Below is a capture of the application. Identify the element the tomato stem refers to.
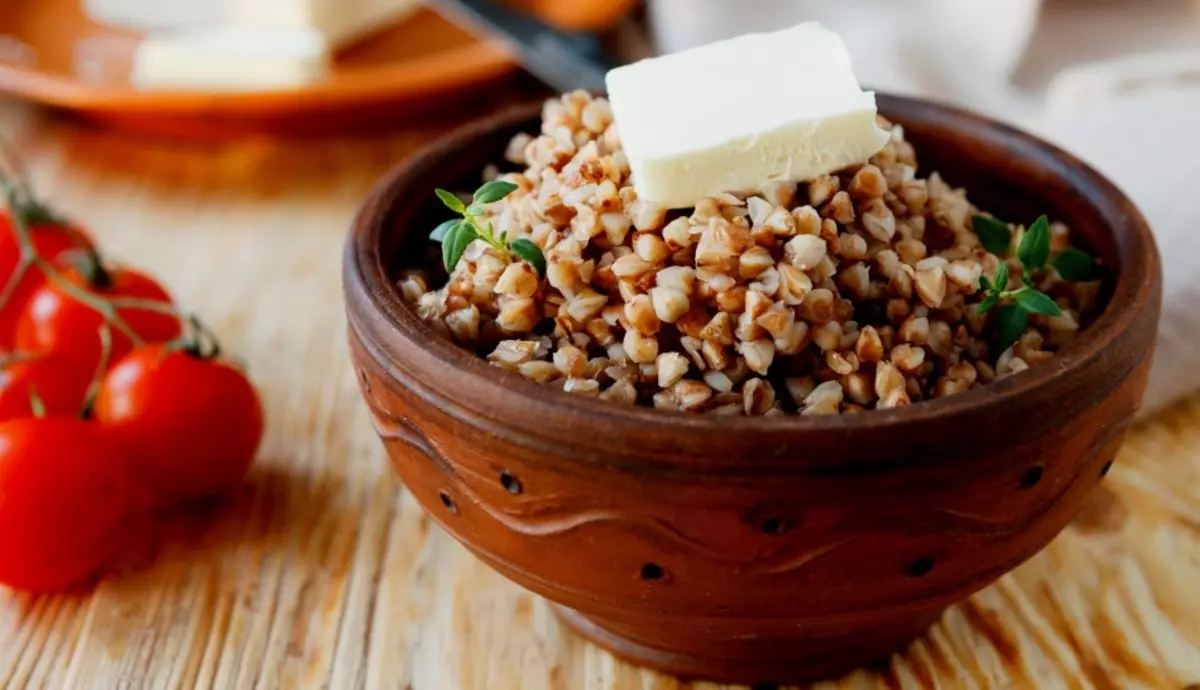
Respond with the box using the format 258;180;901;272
0;351;37;369
63;247;115;291
29;255;144;346
164;314;223;361
107;297;191;349
0;137;37;210
20;202;61;227
5;201;142;347
78;325;112;419
28;385;46;419
2;145;186;372
0;183;43;320
105;297;186;319
189;315;222;360
0;160;83;324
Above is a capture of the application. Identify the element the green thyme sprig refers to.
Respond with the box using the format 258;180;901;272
430;180;546;278
971;214;1096;280
971;214;1096;351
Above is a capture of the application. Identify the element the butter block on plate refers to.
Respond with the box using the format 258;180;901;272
132;28;332;91
229;0;424;51
83;0;229;32
606;22;890;209
129;0;422;92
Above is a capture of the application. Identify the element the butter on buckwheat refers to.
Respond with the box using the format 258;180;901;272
606;22;890;209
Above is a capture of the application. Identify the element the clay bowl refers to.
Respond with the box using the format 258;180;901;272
342;94;1162;684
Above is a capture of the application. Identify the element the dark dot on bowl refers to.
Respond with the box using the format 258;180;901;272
499;471;522;495
639;563;665;581
1100;460;1114;477
905;557;936;578
760;517;790;535
862;657;894;673
751;683;780;690
359;370;371;392
1019;465;1044;489
438;491;457;514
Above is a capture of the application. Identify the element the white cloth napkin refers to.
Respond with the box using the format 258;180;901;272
648;0;1200;417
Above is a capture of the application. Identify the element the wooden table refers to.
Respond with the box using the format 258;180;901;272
1;98;1199;690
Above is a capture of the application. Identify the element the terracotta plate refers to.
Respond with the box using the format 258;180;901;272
0;0;519;138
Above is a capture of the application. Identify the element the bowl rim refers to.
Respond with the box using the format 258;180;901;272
345;92;1160;440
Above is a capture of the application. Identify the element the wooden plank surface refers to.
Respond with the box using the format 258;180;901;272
1;99;1199;690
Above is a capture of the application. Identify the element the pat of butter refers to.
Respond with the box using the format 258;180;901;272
83;0;229;32
131;28;331;91
228;0;423;51
606;22;890;209
129;0;422;92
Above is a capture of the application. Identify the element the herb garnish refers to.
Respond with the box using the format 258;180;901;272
972;214;1096;352
430;181;546;278
1051;248;1095;281
971;215;1013;256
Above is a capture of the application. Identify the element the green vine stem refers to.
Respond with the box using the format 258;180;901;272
5;187;223;365
79;324;112;418
27;251;143;346
156;313;222;361
0;137;35;207
0;350;37;369
59;247;115;290
1;142;234;403
1;185;188;348
28;386;46;418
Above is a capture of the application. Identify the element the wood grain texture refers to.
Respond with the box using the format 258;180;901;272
0;98;1198;690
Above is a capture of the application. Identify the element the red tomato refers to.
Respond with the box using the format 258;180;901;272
0;210;92;349
0;353;93;420
0;417;139;592
94;344;264;506
14;263;181;371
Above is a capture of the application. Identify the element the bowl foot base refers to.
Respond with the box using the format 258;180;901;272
551;603;942;684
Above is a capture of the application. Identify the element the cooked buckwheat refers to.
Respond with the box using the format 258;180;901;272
404;91;1103;415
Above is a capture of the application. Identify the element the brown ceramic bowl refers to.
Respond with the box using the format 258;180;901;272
342;94;1162;684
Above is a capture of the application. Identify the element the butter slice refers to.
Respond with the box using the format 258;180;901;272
83;0;228;32
132;28;331;91
606;22;890;209
228;0;423;51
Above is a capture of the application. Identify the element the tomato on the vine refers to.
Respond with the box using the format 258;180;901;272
0;352;93;420
94;344;264;506
0;417;140;592
0;208;92;349
15;256;180;371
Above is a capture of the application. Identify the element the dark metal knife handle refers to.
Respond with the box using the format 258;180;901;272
432;0;621;93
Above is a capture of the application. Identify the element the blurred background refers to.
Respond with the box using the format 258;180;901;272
4;0;1198;144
